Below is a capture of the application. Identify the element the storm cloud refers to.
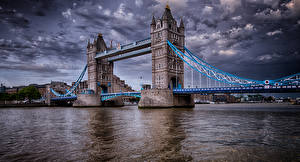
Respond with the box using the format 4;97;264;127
0;0;299;89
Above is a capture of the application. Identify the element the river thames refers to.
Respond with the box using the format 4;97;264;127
0;104;299;161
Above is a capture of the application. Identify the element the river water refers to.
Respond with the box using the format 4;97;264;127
0;104;299;161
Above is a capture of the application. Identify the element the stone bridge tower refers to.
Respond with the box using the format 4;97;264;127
139;4;194;108
151;4;185;89
86;34;113;95
74;34;112;107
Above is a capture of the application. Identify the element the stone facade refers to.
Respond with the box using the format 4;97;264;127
150;5;185;89
87;34;112;95
81;33;134;107
86;34;134;95
72;80;88;94
139;89;194;108
139;5;194;108
73;94;101;107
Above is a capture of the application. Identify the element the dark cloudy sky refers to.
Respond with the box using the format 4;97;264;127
0;0;299;90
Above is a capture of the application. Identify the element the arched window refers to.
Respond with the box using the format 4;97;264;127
157;23;161;28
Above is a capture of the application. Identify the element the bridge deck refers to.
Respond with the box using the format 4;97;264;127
174;85;300;94
51;86;300;101
108;47;151;62
95;38;151;61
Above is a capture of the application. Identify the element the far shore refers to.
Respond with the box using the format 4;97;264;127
0;102;299;108
0;103;48;108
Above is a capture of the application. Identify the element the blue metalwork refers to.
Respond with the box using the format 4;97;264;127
51;92;141;102
174;85;300;94
50;64;87;97
101;92;141;101
51;96;77;101
167;40;300;86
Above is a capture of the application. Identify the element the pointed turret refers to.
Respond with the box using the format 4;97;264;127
162;3;173;20
180;18;184;28
110;40;113;49
87;39;92;48
151;15;156;25
96;33;107;52
151;14;156;32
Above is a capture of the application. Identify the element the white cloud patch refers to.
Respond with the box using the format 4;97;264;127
0;6;2;10
103;9;111;16
110;29;126;42
98;5;103;10
186;31;222;47
232;15;242;21
218;49;237;56
37;36;43;41
246;0;280;8
202;6;213;15
152;0;188;10
228;27;243;38
62;8;72;19
255;8;281;19
258;54;272;61
244;24;254;31
220;0;241;13
257;53;281;62
113;3;134;22
286;0;300;17
186;18;196;29
79;35;86;41
135;0;143;7
266;29;282;36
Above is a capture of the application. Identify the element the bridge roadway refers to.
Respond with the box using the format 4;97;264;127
51;85;300;102
95;38;151;61
173;85;300;94
51;92;141;102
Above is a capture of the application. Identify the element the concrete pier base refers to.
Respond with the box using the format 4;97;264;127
102;96;124;107
138;89;194;108
73;94;101;107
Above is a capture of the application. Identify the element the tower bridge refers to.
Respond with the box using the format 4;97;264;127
48;5;300;107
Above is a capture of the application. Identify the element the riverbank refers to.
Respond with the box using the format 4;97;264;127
0;103;47;108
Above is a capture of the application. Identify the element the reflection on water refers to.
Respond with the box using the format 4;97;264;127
0;104;300;161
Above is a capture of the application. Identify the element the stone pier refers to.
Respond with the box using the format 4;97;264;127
73;94;101;107
138;89;194;108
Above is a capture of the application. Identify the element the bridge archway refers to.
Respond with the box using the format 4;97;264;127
100;85;108;94
169;77;181;89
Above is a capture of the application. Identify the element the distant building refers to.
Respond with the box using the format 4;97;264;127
194;93;239;103
72;80;88;94
213;94;238;103
5;86;25;94
29;84;49;99
194;94;213;103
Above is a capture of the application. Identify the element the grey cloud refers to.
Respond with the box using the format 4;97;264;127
0;0;299;87
0;9;30;28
